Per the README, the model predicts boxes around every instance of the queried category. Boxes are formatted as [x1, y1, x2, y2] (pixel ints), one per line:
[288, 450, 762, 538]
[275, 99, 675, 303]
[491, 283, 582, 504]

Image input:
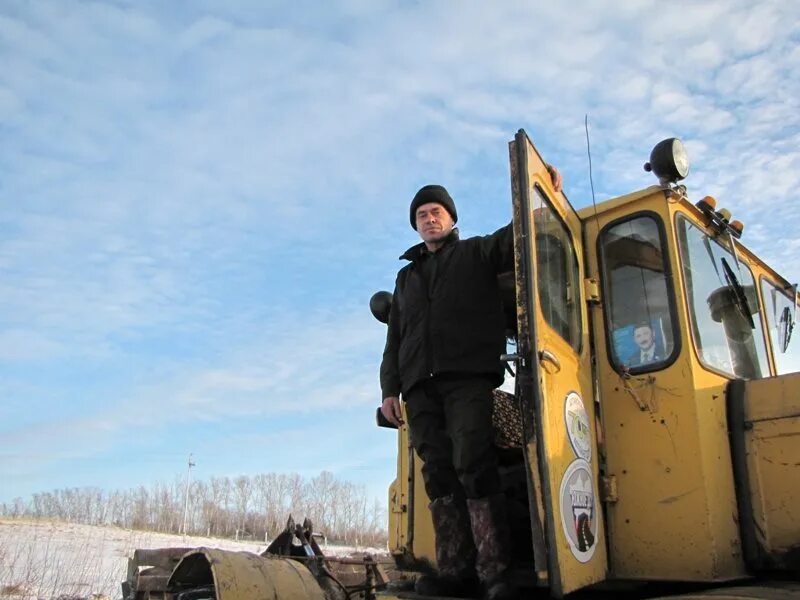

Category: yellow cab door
[508, 130, 607, 596]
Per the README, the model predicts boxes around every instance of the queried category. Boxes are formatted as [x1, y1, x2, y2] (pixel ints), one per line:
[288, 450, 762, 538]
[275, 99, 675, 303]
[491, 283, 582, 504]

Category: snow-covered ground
[0, 519, 385, 600]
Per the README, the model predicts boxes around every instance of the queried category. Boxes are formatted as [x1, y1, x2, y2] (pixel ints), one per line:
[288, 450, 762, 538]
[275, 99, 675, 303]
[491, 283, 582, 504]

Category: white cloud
[687, 40, 725, 70]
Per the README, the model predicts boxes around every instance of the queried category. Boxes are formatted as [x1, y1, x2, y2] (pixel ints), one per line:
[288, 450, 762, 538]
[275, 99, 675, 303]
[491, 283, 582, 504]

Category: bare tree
[1, 470, 388, 546]
[232, 476, 252, 540]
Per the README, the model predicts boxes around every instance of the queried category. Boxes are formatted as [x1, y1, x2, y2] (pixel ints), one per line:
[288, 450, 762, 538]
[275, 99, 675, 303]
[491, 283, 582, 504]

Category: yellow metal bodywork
[582, 189, 748, 581]
[735, 373, 800, 564]
[510, 131, 608, 596]
[387, 404, 436, 570]
[168, 548, 325, 600]
[386, 427, 407, 553]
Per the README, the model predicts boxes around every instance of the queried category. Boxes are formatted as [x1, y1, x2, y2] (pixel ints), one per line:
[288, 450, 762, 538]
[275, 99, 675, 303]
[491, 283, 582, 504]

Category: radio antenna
[585, 114, 600, 224]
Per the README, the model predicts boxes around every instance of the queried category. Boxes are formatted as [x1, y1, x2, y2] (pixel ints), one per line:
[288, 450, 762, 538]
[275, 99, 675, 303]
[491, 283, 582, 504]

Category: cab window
[599, 214, 678, 371]
[676, 215, 769, 379]
[532, 186, 581, 351]
[760, 279, 800, 375]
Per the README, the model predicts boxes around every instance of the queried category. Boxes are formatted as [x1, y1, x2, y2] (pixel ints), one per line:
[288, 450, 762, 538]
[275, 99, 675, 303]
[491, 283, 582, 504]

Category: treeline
[0, 471, 387, 547]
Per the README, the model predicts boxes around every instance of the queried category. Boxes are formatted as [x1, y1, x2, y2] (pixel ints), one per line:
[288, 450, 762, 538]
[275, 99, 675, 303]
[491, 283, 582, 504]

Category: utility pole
[182, 453, 196, 539]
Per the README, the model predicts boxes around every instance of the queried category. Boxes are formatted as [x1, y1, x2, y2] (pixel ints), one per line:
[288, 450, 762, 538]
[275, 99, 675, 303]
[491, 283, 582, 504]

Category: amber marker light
[696, 196, 717, 213]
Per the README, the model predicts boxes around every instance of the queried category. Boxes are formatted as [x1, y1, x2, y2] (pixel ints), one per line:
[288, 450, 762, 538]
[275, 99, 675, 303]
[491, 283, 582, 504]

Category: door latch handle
[500, 353, 520, 376]
[538, 349, 561, 373]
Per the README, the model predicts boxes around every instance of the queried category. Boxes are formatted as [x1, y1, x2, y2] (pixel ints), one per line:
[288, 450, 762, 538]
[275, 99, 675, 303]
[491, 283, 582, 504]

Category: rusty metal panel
[169, 548, 325, 600]
[133, 548, 194, 570]
[135, 573, 171, 592]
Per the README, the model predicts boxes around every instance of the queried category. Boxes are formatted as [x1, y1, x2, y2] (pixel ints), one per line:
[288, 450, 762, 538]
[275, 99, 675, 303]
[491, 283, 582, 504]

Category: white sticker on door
[564, 391, 591, 462]
[559, 458, 598, 563]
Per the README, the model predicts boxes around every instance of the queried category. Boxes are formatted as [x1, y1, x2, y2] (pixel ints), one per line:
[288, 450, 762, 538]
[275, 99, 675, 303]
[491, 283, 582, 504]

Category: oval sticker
[564, 391, 592, 462]
[559, 458, 598, 563]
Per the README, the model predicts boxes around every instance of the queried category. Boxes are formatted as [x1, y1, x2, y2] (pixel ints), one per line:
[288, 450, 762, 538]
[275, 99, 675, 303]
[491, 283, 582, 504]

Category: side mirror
[369, 291, 393, 324]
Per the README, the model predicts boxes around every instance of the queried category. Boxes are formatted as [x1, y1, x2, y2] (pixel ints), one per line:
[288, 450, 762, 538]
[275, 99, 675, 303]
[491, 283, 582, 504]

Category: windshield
[761, 279, 800, 374]
[676, 215, 769, 379]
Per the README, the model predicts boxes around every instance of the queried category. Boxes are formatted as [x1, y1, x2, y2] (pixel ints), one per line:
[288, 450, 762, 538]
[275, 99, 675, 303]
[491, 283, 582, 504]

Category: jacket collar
[400, 228, 460, 261]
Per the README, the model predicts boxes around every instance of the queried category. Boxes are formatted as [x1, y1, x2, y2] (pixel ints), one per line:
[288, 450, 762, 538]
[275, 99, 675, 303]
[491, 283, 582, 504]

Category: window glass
[760, 279, 800, 374]
[600, 215, 677, 371]
[532, 186, 581, 351]
[677, 216, 769, 379]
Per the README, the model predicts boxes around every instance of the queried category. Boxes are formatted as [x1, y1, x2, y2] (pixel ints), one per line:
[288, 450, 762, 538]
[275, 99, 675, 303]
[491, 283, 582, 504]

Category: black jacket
[380, 224, 513, 398]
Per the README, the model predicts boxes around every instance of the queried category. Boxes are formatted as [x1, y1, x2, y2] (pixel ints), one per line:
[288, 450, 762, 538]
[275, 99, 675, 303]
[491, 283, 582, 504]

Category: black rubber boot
[466, 494, 518, 600]
[414, 494, 480, 598]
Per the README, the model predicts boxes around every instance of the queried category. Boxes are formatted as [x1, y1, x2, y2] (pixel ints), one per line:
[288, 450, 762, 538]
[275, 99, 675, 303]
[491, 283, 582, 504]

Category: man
[628, 322, 664, 366]
[380, 169, 561, 600]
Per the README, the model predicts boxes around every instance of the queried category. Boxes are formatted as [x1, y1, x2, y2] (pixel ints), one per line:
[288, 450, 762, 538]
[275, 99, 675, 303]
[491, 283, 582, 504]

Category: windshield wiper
[721, 257, 755, 329]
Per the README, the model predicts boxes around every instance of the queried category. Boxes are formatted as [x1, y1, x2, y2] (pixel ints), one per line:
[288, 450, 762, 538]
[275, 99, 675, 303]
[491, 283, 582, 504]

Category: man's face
[415, 202, 454, 244]
[633, 326, 655, 351]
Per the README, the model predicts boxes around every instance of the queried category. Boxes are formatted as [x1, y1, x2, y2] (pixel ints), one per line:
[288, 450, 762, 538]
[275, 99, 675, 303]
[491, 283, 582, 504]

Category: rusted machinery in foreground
[122, 517, 393, 600]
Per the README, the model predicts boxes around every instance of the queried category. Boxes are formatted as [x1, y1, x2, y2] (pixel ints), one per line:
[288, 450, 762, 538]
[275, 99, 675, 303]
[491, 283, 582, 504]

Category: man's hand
[546, 164, 563, 193]
[381, 396, 404, 427]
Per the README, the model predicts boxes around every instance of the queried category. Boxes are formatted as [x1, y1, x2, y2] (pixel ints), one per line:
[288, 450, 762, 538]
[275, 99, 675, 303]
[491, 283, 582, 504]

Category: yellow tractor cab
[374, 130, 800, 598]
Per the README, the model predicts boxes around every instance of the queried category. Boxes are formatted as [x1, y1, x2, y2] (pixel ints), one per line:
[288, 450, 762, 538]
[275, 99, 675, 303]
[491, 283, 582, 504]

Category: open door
[509, 130, 607, 596]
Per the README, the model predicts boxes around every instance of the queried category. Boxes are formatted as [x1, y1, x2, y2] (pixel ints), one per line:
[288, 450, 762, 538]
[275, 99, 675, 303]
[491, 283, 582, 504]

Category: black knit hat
[409, 184, 458, 230]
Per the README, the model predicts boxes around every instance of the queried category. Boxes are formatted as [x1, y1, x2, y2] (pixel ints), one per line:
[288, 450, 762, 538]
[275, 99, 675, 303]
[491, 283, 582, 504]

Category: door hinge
[584, 277, 601, 304]
[600, 475, 618, 503]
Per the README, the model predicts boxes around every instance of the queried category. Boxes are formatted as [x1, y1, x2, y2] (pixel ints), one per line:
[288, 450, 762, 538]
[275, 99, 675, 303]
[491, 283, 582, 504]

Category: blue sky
[2, 0, 799, 506]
